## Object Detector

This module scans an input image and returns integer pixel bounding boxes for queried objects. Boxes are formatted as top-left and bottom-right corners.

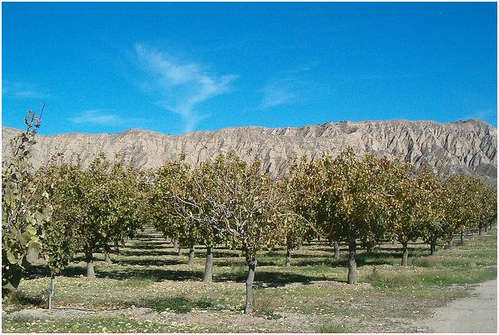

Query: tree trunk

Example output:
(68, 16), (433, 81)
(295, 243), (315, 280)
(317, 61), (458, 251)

(47, 275), (55, 310)
(104, 251), (111, 263)
(244, 257), (257, 314)
(86, 251), (95, 278)
(173, 239), (179, 249)
(366, 242), (373, 254)
(347, 240), (357, 284)
(484, 224), (488, 232)
(460, 231), (464, 245)
(177, 247), (182, 256)
(479, 226), (483, 235)
(203, 246), (214, 282)
(188, 245), (195, 265)
(334, 241), (340, 259)
(401, 242), (408, 266)
(430, 241), (436, 255)
(285, 248), (291, 267)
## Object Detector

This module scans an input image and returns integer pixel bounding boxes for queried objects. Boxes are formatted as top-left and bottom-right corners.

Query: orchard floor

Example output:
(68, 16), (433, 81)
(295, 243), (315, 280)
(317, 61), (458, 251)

(2, 229), (496, 333)
(422, 278), (496, 333)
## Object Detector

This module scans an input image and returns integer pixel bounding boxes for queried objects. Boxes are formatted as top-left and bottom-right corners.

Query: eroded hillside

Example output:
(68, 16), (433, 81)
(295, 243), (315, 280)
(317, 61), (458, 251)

(2, 119), (496, 182)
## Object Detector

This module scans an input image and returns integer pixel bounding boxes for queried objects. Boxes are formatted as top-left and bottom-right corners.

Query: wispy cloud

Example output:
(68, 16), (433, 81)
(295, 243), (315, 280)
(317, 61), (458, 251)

(260, 84), (295, 109)
(70, 110), (121, 126)
(13, 90), (49, 99)
(3, 81), (50, 99)
(257, 64), (320, 111)
(134, 44), (237, 132)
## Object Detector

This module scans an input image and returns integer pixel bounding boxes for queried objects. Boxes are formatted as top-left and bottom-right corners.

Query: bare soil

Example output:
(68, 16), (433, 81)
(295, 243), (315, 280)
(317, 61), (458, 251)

(5, 279), (495, 333)
(418, 279), (497, 333)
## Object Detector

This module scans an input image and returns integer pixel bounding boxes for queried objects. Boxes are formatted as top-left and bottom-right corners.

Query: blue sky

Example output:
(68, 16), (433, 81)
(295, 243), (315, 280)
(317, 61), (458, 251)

(3, 2), (497, 135)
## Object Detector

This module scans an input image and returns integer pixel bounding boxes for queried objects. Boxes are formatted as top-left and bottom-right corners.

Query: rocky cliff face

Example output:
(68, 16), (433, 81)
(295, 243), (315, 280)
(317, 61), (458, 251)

(2, 119), (497, 182)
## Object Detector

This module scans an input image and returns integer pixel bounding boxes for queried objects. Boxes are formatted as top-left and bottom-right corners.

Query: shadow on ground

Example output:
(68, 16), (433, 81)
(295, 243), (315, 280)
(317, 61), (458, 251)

(113, 258), (185, 267)
(214, 270), (343, 286)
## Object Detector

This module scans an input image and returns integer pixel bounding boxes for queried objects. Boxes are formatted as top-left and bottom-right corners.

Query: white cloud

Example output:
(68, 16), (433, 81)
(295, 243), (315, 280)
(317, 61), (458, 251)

(70, 110), (121, 126)
(134, 44), (237, 133)
(14, 90), (48, 99)
(3, 82), (49, 99)
(260, 84), (295, 109)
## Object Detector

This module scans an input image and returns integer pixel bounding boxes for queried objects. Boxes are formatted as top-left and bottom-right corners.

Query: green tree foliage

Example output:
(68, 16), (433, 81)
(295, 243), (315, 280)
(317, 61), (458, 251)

(480, 183), (497, 231)
(181, 158), (238, 278)
(37, 160), (82, 309)
(417, 167), (447, 255)
(2, 111), (52, 298)
(385, 160), (428, 265)
(104, 158), (144, 255)
(40, 161), (81, 274)
(47, 153), (143, 278)
(72, 154), (110, 277)
(444, 175), (497, 240)
(150, 159), (203, 266)
(473, 178), (497, 234)
(282, 157), (323, 266)
(316, 149), (392, 284)
(5, 111), (497, 307)
(443, 175), (481, 243)
(205, 153), (283, 313)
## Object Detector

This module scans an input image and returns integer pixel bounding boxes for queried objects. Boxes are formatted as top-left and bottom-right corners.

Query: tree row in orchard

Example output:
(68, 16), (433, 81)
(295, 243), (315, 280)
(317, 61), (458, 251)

(3, 111), (496, 314)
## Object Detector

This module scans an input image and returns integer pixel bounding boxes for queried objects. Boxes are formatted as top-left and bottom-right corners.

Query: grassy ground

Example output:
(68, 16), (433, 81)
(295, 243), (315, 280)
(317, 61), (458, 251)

(2, 228), (496, 333)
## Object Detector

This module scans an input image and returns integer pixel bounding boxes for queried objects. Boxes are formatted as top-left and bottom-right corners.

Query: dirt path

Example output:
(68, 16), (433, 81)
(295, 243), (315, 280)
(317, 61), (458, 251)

(422, 279), (497, 333)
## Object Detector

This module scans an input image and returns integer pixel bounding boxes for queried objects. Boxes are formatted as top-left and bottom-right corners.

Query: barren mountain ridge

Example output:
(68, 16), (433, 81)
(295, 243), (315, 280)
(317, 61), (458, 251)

(2, 119), (497, 182)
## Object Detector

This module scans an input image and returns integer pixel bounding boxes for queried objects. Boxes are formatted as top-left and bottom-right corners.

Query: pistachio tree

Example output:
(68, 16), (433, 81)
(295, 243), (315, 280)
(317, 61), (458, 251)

(102, 159), (144, 261)
(316, 149), (391, 284)
(474, 179), (497, 234)
(480, 183), (497, 232)
(50, 153), (143, 278)
(282, 157), (323, 266)
(177, 159), (232, 279)
(205, 153), (283, 313)
(41, 163), (78, 270)
(385, 160), (427, 266)
(150, 160), (202, 267)
(417, 167), (447, 255)
(2, 110), (52, 298)
(442, 175), (481, 245)
(40, 160), (81, 307)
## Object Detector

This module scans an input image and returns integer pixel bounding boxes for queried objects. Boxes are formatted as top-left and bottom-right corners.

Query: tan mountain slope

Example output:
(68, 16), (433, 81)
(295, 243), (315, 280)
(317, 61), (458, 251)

(2, 119), (496, 182)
